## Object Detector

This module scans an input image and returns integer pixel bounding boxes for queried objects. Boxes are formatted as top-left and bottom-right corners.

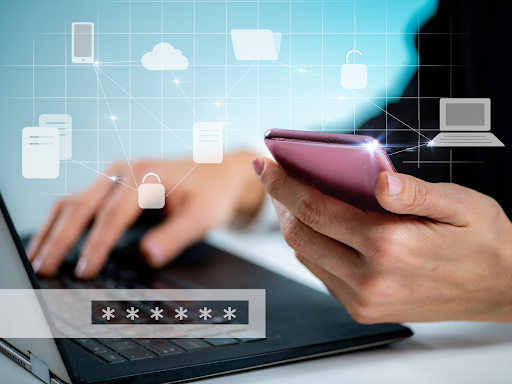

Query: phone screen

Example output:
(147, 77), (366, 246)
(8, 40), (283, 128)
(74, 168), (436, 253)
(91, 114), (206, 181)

(73, 24), (92, 57)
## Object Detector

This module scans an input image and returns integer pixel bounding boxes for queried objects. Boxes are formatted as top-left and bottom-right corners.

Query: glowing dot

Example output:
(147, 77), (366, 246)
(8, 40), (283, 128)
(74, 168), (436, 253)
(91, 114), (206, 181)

(428, 141), (434, 146)
(298, 69), (304, 73)
(94, 61), (99, 65)
(111, 116), (116, 120)
(365, 142), (376, 150)
(216, 102), (220, 106)
(174, 79), (179, 83)
(339, 96), (344, 101)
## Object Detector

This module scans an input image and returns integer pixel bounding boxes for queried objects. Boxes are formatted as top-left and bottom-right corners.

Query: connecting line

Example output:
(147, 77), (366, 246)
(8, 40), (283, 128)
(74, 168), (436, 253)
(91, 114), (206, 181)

(94, 67), (139, 189)
(322, 88), (347, 131)
(166, 164), (198, 197)
(387, 142), (430, 156)
(170, 70), (200, 121)
(70, 159), (138, 192)
(202, 62), (257, 122)
(272, 60), (430, 143)
(351, 89), (431, 142)
(97, 60), (141, 64)
(227, 136), (266, 148)
(95, 66), (192, 150)
(273, 61), (341, 85)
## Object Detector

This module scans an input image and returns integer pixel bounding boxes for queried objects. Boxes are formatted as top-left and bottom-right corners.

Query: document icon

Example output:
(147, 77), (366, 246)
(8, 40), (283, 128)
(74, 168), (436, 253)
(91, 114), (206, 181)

(193, 123), (224, 164)
(22, 127), (60, 179)
(230, 29), (282, 61)
(39, 114), (72, 160)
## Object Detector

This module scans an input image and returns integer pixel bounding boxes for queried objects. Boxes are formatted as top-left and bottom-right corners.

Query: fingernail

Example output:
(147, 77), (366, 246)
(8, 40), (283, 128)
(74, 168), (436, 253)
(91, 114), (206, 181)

(387, 174), (402, 197)
(74, 258), (88, 278)
(32, 256), (43, 273)
(145, 242), (165, 266)
(252, 158), (264, 176)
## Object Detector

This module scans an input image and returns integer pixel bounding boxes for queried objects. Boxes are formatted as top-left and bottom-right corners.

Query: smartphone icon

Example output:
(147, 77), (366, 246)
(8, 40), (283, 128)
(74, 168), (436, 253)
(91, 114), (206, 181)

(72, 22), (94, 63)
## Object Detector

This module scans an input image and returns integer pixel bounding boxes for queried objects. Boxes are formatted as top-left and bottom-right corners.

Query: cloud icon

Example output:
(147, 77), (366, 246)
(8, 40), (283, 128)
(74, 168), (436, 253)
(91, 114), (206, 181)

(141, 43), (188, 71)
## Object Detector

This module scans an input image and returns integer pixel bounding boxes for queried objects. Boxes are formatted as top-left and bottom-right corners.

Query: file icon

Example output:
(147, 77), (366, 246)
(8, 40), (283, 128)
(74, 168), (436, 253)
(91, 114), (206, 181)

(39, 114), (72, 160)
(231, 29), (282, 61)
(22, 127), (60, 179)
(193, 123), (224, 164)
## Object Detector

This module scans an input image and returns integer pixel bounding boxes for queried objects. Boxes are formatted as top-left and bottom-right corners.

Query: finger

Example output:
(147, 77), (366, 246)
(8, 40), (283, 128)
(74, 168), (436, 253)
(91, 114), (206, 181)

(255, 157), (371, 251)
(374, 171), (473, 225)
(139, 197), (215, 268)
(27, 199), (66, 261)
(273, 199), (364, 287)
(295, 252), (357, 314)
(74, 184), (140, 279)
(31, 175), (119, 276)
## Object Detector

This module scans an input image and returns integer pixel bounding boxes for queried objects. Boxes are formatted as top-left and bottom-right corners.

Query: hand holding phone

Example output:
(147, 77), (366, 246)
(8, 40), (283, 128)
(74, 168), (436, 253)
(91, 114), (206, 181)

(264, 129), (395, 213)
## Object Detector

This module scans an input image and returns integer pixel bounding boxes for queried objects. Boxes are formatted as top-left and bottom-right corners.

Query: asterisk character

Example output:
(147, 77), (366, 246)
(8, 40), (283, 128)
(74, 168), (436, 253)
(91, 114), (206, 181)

(126, 307), (140, 321)
(223, 307), (236, 320)
(150, 307), (164, 320)
(175, 307), (188, 320)
(102, 307), (115, 321)
(199, 307), (212, 320)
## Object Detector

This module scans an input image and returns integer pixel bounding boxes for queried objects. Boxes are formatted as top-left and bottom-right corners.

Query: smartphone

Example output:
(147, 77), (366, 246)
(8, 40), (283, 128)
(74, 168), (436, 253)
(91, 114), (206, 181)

(264, 129), (395, 213)
(72, 22), (94, 63)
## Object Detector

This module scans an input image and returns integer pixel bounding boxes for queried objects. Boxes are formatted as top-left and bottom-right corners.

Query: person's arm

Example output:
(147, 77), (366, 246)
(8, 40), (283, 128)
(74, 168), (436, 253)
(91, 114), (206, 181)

(254, 157), (512, 323)
(27, 151), (266, 279)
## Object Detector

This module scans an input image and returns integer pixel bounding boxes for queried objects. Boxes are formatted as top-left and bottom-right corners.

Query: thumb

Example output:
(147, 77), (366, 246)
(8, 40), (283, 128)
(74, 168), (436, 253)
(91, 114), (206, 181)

(374, 171), (470, 225)
(139, 201), (211, 268)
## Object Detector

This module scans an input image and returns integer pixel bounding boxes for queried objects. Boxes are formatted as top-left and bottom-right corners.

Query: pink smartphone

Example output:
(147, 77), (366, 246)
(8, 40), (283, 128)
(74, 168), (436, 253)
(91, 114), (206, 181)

(264, 129), (396, 213)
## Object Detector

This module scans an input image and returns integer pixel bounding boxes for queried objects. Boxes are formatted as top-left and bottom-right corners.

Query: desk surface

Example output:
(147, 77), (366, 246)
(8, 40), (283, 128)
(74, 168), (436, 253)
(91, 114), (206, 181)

(2, 229), (512, 384)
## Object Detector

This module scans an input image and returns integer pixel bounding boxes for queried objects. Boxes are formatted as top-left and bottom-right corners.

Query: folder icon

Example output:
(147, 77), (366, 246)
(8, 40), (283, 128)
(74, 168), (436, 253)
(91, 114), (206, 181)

(230, 29), (282, 61)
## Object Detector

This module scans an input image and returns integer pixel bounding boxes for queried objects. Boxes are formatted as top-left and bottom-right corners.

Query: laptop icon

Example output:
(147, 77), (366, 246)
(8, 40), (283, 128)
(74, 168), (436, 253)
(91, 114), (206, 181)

(430, 98), (504, 147)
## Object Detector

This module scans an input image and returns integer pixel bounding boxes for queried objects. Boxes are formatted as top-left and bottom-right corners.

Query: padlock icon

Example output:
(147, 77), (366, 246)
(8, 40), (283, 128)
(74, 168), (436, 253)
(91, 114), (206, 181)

(340, 49), (367, 89)
(138, 172), (165, 209)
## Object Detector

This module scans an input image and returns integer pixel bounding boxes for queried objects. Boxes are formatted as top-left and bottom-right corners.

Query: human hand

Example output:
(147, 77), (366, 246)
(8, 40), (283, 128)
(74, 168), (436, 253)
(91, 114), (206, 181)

(27, 151), (265, 279)
(253, 157), (512, 323)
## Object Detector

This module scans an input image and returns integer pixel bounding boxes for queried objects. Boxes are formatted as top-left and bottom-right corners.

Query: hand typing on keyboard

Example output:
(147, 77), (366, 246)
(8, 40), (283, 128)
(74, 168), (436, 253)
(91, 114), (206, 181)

(26, 151), (265, 279)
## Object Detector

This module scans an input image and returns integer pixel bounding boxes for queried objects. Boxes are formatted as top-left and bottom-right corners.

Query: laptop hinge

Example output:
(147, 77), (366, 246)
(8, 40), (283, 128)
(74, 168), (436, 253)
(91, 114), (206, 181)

(0, 339), (32, 371)
(30, 352), (51, 384)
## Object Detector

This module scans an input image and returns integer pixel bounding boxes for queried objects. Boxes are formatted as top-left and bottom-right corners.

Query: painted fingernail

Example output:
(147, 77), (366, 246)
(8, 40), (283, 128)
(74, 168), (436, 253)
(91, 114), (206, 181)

(252, 158), (264, 176)
(74, 258), (88, 278)
(387, 174), (402, 197)
(145, 241), (165, 266)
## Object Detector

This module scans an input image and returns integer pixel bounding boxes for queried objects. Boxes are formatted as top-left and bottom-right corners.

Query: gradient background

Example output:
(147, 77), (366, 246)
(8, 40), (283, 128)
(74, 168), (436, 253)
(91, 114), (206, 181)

(0, 0), (438, 233)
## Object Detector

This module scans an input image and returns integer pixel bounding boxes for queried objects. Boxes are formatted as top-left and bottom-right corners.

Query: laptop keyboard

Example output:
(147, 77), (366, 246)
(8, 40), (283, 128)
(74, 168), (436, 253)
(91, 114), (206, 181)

(72, 335), (262, 363)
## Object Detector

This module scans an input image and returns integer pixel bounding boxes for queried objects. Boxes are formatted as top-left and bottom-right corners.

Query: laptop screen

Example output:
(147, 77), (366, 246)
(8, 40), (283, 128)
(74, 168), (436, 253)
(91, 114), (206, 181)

(446, 103), (485, 126)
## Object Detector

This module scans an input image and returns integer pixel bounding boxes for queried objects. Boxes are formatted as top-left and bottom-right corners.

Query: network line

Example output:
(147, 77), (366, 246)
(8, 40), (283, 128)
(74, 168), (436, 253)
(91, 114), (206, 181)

(387, 142), (430, 156)
(322, 88), (347, 132)
(272, 60), (431, 144)
(170, 70), (200, 121)
(93, 66), (139, 189)
(166, 164), (198, 197)
(201, 62), (257, 122)
(70, 159), (137, 192)
(95, 66), (192, 150)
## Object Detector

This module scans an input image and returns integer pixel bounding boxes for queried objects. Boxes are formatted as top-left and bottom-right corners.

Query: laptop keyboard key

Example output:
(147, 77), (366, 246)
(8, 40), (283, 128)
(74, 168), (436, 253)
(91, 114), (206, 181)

(134, 338), (166, 346)
(97, 352), (126, 363)
(120, 348), (155, 361)
(82, 342), (108, 354)
(203, 338), (239, 347)
(146, 342), (183, 356)
(171, 339), (211, 351)
(104, 340), (139, 351)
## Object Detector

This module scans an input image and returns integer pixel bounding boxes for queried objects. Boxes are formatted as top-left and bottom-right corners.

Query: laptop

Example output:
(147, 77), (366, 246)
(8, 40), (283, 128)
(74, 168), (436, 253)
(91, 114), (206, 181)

(430, 98), (504, 147)
(0, 192), (412, 384)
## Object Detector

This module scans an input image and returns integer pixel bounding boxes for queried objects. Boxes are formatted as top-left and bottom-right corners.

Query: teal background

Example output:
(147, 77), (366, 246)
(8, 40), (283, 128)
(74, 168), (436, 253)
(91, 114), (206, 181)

(0, 0), (438, 233)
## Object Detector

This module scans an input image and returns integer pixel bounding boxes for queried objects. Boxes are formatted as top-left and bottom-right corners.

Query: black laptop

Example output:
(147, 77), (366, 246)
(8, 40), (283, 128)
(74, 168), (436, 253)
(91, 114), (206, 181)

(0, 192), (412, 384)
